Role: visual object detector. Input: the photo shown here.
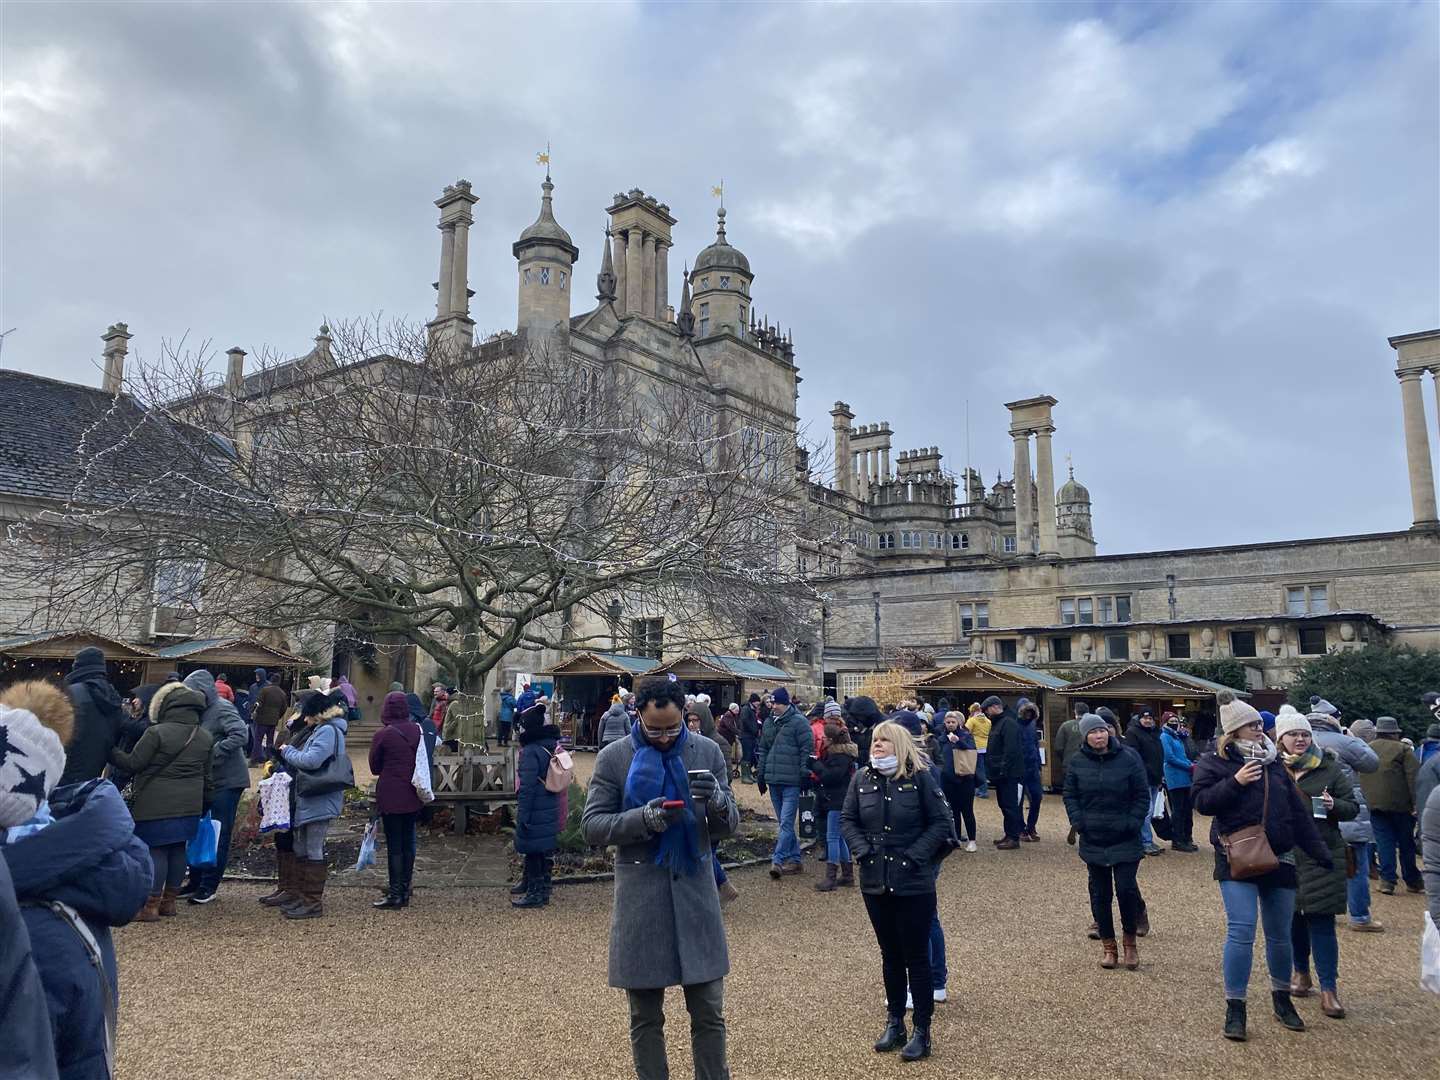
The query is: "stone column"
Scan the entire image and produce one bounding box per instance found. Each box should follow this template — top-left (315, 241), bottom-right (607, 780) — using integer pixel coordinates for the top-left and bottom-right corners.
top-left (1012, 432), bottom-right (1033, 554)
top-left (1034, 426), bottom-right (1059, 555)
top-left (1399, 369), bottom-right (1439, 525)
top-left (613, 230), bottom-right (628, 313)
top-left (624, 229), bottom-right (644, 314)
top-left (449, 219), bottom-right (470, 316)
top-left (436, 224), bottom-right (455, 318)
top-left (640, 234), bottom-right (657, 317)
top-left (855, 450), bottom-right (870, 501)
top-left (881, 446), bottom-right (890, 482)
top-left (655, 242), bottom-right (669, 320)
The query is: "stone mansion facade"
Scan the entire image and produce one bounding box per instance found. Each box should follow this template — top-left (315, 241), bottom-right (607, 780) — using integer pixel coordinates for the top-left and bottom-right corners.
top-left (2, 173), bottom-right (1437, 704)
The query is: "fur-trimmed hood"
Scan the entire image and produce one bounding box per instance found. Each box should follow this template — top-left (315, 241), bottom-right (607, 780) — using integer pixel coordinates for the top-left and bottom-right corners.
top-left (0, 679), bottom-right (75, 747)
top-left (148, 681), bottom-right (205, 725)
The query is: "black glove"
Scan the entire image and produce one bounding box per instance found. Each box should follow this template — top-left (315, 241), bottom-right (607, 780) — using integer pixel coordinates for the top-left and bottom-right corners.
top-left (688, 770), bottom-right (719, 805)
top-left (756, 780), bottom-right (768, 796)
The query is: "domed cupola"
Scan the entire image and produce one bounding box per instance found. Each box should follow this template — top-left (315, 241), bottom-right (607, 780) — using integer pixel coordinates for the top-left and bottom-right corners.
top-left (689, 208), bottom-right (753, 339)
top-left (513, 171), bottom-right (578, 348)
top-left (1057, 464), bottom-right (1090, 506)
top-left (1057, 460), bottom-right (1095, 554)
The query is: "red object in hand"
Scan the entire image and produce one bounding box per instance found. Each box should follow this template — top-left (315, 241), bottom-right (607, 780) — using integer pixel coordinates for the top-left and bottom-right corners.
top-left (661, 800), bottom-right (686, 809)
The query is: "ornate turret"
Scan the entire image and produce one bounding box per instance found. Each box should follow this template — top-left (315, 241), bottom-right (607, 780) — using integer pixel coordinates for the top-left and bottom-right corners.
top-left (1057, 461), bottom-right (1096, 557)
top-left (596, 227), bottom-right (617, 303)
top-left (514, 171), bottom-right (578, 352)
top-left (690, 208), bottom-right (753, 339)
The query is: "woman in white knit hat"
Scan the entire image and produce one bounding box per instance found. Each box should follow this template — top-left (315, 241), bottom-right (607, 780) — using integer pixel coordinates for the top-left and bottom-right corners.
top-left (1274, 710), bottom-right (1357, 1019)
top-left (1193, 691), bottom-right (1334, 1042)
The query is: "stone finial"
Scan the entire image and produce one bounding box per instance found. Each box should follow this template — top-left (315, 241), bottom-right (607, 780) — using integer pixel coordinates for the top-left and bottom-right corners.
top-left (596, 226), bottom-right (617, 302)
top-left (676, 262), bottom-right (695, 338)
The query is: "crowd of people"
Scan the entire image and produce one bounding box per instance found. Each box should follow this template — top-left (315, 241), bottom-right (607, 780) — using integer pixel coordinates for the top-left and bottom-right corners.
top-left (3, 645), bottom-right (1438, 1078)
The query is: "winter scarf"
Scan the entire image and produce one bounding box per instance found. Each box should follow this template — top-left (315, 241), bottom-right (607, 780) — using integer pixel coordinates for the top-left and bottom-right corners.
top-left (1233, 734), bottom-right (1278, 766)
top-left (1283, 746), bottom-right (1323, 775)
top-left (622, 723), bottom-right (701, 877)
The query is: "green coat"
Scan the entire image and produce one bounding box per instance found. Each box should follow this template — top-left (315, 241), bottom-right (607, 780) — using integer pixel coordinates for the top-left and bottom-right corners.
top-left (1052, 717), bottom-right (1082, 778)
top-left (110, 683), bottom-right (214, 822)
top-left (1357, 737), bottom-right (1419, 814)
top-left (1287, 750), bottom-right (1358, 916)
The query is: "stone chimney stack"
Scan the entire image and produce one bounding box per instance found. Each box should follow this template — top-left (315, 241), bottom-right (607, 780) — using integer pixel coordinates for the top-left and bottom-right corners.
top-left (100, 322), bottom-right (132, 394)
top-left (427, 179), bottom-right (479, 353)
top-left (225, 347), bottom-right (246, 395)
top-left (831, 401), bottom-right (854, 494)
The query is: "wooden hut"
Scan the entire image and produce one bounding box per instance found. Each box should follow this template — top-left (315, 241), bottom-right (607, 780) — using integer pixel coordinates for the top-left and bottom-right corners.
top-left (143, 637), bottom-right (311, 694)
top-left (1054, 663), bottom-right (1248, 745)
top-left (0, 630), bottom-right (157, 694)
top-left (533, 651), bottom-right (658, 747)
top-left (637, 654), bottom-right (794, 712)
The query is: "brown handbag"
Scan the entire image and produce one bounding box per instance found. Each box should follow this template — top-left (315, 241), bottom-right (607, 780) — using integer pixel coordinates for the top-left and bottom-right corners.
top-left (1219, 766), bottom-right (1280, 879)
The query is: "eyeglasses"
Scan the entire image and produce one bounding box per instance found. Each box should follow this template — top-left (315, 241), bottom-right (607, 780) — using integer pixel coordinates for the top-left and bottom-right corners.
top-left (641, 723), bottom-right (683, 741)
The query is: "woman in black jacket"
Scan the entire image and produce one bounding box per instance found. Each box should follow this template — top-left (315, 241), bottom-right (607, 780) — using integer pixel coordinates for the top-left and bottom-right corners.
top-left (1063, 714), bottom-right (1151, 970)
top-left (1192, 692), bottom-right (1333, 1042)
top-left (841, 720), bottom-right (955, 1063)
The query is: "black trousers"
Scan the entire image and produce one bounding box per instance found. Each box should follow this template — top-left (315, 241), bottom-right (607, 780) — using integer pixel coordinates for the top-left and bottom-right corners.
top-left (382, 812), bottom-right (418, 896)
top-left (941, 773), bottom-right (977, 842)
top-left (1168, 786), bottom-right (1194, 846)
top-left (863, 891), bottom-right (937, 1027)
top-left (994, 777), bottom-right (1023, 840)
top-left (1087, 860), bottom-right (1142, 939)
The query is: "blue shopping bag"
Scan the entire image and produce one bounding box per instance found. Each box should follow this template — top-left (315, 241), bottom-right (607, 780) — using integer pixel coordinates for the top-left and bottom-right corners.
top-left (355, 820), bottom-right (378, 872)
top-left (186, 812), bottom-right (220, 867)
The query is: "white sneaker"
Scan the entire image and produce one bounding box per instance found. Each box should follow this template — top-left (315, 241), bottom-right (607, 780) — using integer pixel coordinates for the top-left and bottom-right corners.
top-left (965, 841), bottom-right (977, 853)
top-left (933, 988), bottom-right (948, 1003)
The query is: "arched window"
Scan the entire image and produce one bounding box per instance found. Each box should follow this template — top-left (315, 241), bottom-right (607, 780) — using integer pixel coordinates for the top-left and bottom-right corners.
top-left (960, 533), bottom-right (969, 549)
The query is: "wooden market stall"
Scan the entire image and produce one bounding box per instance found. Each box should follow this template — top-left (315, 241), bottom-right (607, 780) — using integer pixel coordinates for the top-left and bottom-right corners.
top-left (904, 660), bottom-right (1073, 787)
top-left (533, 651), bottom-right (658, 748)
top-left (1053, 663), bottom-right (1249, 748)
top-left (0, 630), bottom-right (157, 695)
top-left (144, 637), bottom-right (311, 699)
top-left (636, 654), bottom-right (795, 712)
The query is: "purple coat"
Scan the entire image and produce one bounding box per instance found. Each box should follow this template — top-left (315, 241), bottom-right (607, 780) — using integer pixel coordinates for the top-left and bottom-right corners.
top-left (369, 717), bottom-right (423, 815)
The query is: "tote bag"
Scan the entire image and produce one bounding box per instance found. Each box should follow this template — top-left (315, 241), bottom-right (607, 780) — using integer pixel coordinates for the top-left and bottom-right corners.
top-left (412, 738), bottom-right (435, 804)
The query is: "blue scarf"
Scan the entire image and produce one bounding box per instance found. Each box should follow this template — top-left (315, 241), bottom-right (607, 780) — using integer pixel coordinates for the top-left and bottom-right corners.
top-left (622, 722), bottom-right (701, 877)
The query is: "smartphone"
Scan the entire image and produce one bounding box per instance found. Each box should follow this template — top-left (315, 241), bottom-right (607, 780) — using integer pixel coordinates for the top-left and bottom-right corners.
top-left (661, 800), bottom-right (686, 809)
top-left (687, 769), bottom-right (711, 780)
top-left (1310, 796), bottom-right (1328, 819)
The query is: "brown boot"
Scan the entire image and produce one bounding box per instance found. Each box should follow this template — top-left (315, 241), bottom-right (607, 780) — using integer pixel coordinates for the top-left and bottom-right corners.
top-left (1290, 971), bottom-right (1314, 998)
top-left (1100, 939), bottom-right (1118, 969)
top-left (839, 861), bottom-right (855, 886)
top-left (135, 894), bottom-right (162, 923)
top-left (260, 850), bottom-right (299, 908)
top-left (814, 863), bottom-right (839, 892)
top-left (1320, 989), bottom-right (1345, 1019)
top-left (158, 887), bottom-right (179, 917)
top-left (1122, 933), bottom-right (1139, 970)
top-left (283, 859), bottom-right (327, 920)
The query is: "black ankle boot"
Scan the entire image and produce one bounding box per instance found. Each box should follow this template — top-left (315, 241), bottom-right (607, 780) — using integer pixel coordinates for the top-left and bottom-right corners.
top-left (900, 1025), bottom-right (931, 1061)
top-left (372, 891), bottom-right (403, 910)
top-left (1223, 999), bottom-right (1247, 1041)
top-left (874, 1016), bottom-right (907, 1052)
top-left (1272, 990), bottom-right (1305, 1031)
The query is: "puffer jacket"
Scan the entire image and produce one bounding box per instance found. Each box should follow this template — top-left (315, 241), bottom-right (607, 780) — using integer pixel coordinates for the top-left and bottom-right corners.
top-left (1359, 737), bottom-right (1420, 814)
top-left (1063, 735), bottom-right (1150, 867)
top-left (1284, 749), bottom-right (1358, 916)
top-left (1017, 701), bottom-right (1042, 777)
top-left (279, 709), bottom-right (350, 827)
top-left (1418, 754), bottom-right (1440, 821)
top-left (515, 723), bottom-right (563, 855)
top-left (3, 780), bottom-right (151, 1080)
top-left (0, 854), bottom-right (57, 1079)
top-left (109, 683), bottom-right (214, 821)
top-left (1160, 726), bottom-right (1194, 789)
top-left (369, 714), bottom-right (422, 816)
top-left (183, 670), bottom-right (250, 792)
top-left (1123, 720), bottom-right (1165, 787)
top-left (59, 672), bottom-right (125, 787)
top-left (1052, 717), bottom-right (1082, 779)
top-left (1422, 782), bottom-right (1440, 926)
top-left (758, 705), bottom-right (813, 787)
top-left (1192, 744), bottom-right (1333, 885)
top-left (985, 708), bottom-right (1023, 781)
top-left (599, 702), bottom-right (631, 747)
top-left (815, 742), bottom-right (859, 807)
top-left (841, 765), bottom-right (954, 895)
top-left (1309, 717), bottom-right (1378, 844)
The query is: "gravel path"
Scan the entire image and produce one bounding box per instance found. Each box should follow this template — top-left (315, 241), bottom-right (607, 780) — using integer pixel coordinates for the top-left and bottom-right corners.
top-left (114, 797), bottom-right (1438, 1079)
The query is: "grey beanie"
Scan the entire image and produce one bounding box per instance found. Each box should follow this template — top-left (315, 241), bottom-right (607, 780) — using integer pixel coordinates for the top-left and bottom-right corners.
top-left (1079, 713), bottom-right (1108, 738)
top-left (1348, 718), bottom-right (1376, 742)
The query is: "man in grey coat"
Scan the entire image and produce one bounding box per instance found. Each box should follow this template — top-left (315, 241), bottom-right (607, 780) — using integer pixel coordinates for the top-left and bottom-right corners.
top-left (583, 679), bottom-right (739, 1080)
top-left (1309, 710), bottom-right (1382, 931)
top-left (182, 670), bottom-right (251, 904)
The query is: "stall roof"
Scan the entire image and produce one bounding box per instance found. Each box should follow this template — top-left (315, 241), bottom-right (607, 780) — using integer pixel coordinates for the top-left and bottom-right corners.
top-left (1055, 663), bottom-right (1250, 700)
top-left (150, 637), bottom-right (310, 666)
top-left (905, 659), bottom-right (1071, 692)
top-left (642, 654), bottom-right (795, 683)
top-left (535, 651), bottom-right (659, 677)
top-left (0, 630), bottom-right (158, 660)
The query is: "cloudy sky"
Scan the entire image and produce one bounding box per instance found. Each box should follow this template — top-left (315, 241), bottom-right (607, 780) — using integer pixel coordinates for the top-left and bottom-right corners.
top-left (3, 1), bottom-right (1436, 552)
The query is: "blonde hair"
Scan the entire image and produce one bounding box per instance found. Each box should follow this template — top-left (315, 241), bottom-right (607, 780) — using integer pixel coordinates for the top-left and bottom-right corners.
top-left (869, 720), bottom-right (931, 779)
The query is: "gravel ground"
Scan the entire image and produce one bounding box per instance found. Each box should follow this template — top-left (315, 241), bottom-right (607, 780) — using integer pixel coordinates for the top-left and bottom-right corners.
top-left (114, 794), bottom-right (1438, 1079)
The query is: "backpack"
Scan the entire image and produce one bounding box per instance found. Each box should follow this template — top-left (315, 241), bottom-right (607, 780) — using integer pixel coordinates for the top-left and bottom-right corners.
top-left (544, 744), bottom-right (574, 793)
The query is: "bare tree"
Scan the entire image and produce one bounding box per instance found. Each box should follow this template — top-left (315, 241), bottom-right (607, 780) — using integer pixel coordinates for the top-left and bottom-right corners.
top-left (19, 318), bottom-right (835, 698)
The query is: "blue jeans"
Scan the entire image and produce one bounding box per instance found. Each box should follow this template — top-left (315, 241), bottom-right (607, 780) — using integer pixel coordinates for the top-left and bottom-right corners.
top-left (1371, 810), bottom-right (1422, 886)
top-left (769, 784), bottom-right (802, 866)
top-left (1346, 842), bottom-right (1373, 923)
top-left (1291, 912), bottom-right (1339, 992)
top-left (1140, 786), bottom-right (1159, 846)
top-left (196, 785), bottom-right (243, 891)
top-left (1219, 879), bottom-right (1297, 1000)
top-left (974, 753), bottom-right (988, 796)
top-left (825, 809), bottom-right (851, 864)
top-left (929, 865), bottom-right (947, 989)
